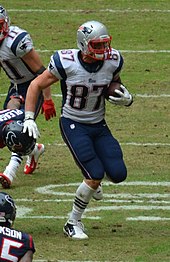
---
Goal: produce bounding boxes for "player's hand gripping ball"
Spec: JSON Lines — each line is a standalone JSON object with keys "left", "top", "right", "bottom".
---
{"left": 105, "top": 82, "right": 133, "bottom": 106}
{"left": 104, "top": 82, "right": 124, "bottom": 100}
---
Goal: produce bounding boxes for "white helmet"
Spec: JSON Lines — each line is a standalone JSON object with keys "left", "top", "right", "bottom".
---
{"left": 77, "top": 20, "right": 112, "bottom": 60}
{"left": 0, "top": 6, "right": 10, "bottom": 41}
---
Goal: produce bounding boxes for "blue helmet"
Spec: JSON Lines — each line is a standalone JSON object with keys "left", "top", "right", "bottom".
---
{"left": 2, "top": 120, "right": 36, "bottom": 155}
{"left": 0, "top": 192, "right": 16, "bottom": 227}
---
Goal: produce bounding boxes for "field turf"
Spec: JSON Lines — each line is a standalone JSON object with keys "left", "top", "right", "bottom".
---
{"left": 0, "top": 1, "right": 170, "bottom": 261}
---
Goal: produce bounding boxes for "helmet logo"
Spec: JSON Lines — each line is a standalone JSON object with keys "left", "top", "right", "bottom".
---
{"left": 80, "top": 26, "right": 92, "bottom": 36}
{"left": 5, "top": 131, "right": 23, "bottom": 151}
{"left": 5, "top": 195, "right": 15, "bottom": 209}
{"left": 0, "top": 6, "right": 6, "bottom": 15}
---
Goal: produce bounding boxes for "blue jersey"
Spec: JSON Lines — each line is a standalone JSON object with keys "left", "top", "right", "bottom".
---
{"left": 0, "top": 109, "right": 24, "bottom": 148}
{"left": 0, "top": 226, "right": 35, "bottom": 261}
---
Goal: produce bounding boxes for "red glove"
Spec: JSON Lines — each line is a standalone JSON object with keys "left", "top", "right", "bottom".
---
{"left": 41, "top": 99, "right": 56, "bottom": 121}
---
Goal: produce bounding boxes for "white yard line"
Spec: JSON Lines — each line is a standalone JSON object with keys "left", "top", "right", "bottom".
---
{"left": 15, "top": 181, "right": 170, "bottom": 223}
{"left": 1, "top": 93, "right": 170, "bottom": 98}
{"left": 48, "top": 142, "right": 170, "bottom": 147}
{"left": 8, "top": 9, "right": 170, "bottom": 13}
{"left": 36, "top": 49, "right": 170, "bottom": 53}
{"left": 126, "top": 216, "right": 170, "bottom": 221}
{"left": 33, "top": 261, "right": 109, "bottom": 262}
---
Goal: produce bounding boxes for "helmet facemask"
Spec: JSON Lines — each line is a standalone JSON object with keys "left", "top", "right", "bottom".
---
{"left": 87, "top": 36, "right": 112, "bottom": 60}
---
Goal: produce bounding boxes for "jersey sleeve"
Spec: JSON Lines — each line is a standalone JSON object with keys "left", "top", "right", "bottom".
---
{"left": 21, "top": 232, "right": 36, "bottom": 254}
{"left": 11, "top": 32, "right": 34, "bottom": 57}
{"left": 110, "top": 49, "right": 124, "bottom": 77}
{"left": 48, "top": 49, "right": 78, "bottom": 81}
{"left": 48, "top": 51, "right": 67, "bottom": 80}
{"left": 27, "top": 234, "right": 35, "bottom": 253}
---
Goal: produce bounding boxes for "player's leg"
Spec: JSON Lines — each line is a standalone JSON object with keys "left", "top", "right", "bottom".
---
{"left": 0, "top": 153, "right": 23, "bottom": 188}
{"left": 95, "top": 124, "right": 127, "bottom": 183}
{"left": 60, "top": 117, "right": 105, "bottom": 239}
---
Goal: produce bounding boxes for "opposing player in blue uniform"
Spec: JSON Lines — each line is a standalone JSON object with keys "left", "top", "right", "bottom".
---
{"left": 0, "top": 6, "right": 56, "bottom": 187}
{"left": 0, "top": 192, "right": 35, "bottom": 261}
{"left": 0, "top": 108, "right": 44, "bottom": 188}
{"left": 23, "top": 20, "right": 133, "bottom": 239}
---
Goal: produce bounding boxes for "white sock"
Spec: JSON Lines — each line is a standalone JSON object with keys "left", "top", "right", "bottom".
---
{"left": 3, "top": 153, "right": 23, "bottom": 182}
{"left": 68, "top": 180, "right": 95, "bottom": 223}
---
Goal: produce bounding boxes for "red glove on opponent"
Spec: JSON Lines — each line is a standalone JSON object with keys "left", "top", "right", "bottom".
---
{"left": 41, "top": 99, "right": 56, "bottom": 120}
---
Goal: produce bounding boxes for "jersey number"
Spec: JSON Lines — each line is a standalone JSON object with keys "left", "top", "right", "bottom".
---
{"left": 69, "top": 85, "right": 107, "bottom": 111}
{"left": 0, "top": 238, "right": 23, "bottom": 261}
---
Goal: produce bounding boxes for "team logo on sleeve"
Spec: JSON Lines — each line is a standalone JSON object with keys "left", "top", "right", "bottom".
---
{"left": 49, "top": 62, "right": 54, "bottom": 70}
{"left": 19, "top": 38, "right": 28, "bottom": 50}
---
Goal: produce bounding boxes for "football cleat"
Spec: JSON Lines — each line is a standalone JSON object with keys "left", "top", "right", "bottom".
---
{"left": 63, "top": 220, "right": 88, "bottom": 240}
{"left": 24, "top": 143, "right": 44, "bottom": 174}
{"left": 0, "top": 173, "right": 11, "bottom": 189}
{"left": 93, "top": 184, "right": 103, "bottom": 200}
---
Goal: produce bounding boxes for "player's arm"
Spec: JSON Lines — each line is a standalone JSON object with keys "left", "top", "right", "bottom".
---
{"left": 22, "top": 49, "right": 52, "bottom": 100}
{"left": 22, "top": 48, "right": 44, "bottom": 73}
{"left": 22, "top": 49, "right": 56, "bottom": 120}
{"left": 25, "top": 69, "right": 58, "bottom": 113}
{"left": 19, "top": 250, "right": 33, "bottom": 262}
{"left": 23, "top": 70, "right": 58, "bottom": 138}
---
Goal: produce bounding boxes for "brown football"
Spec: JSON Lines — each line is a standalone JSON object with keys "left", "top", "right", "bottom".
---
{"left": 105, "top": 82, "right": 124, "bottom": 100}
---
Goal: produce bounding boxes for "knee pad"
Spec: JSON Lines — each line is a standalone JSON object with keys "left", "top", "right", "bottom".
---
{"left": 106, "top": 160, "right": 127, "bottom": 183}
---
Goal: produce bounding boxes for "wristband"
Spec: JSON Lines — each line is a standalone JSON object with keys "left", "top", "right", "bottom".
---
{"left": 24, "top": 111, "right": 35, "bottom": 120}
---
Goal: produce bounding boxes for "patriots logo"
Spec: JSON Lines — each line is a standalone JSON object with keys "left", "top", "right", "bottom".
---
{"left": 5, "top": 131, "right": 22, "bottom": 151}
{"left": 89, "top": 78, "right": 96, "bottom": 83}
{"left": 19, "top": 39, "right": 28, "bottom": 50}
{"left": 49, "top": 62, "right": 54, "bottom": 70}
{"left": 79, "top": 26, "right": 92, "bottom": 36}
{"left": 0, "top": 6, "right": 6, "bottom": 15}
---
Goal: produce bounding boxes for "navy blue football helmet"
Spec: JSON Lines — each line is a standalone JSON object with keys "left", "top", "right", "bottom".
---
{"left": 0, "top": 192, "right": 16, "bottom": 227}
{"left": 2, "top": 120, "right": 36, "bottom": 155}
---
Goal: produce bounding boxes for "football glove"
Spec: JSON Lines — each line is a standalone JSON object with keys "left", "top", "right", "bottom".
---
{"left": 108, "top": 85, "right": 133, "bottom": 106}
{"left": 23, "top": 111, "right": 40, "bottom": 139}
{"left": 41, "top": 99, "right": 56, "bottom": 121}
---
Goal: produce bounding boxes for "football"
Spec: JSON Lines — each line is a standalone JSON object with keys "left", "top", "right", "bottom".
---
{"left": 104, "top": 82, "right": 124, "bottom": 100}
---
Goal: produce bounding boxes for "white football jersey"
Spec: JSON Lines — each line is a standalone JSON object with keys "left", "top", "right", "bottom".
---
{"left": 48, "top": 48, "right": 123, "bottom": 124}
{"left": 0, "top": 25, "right": 35, "bottom": 84}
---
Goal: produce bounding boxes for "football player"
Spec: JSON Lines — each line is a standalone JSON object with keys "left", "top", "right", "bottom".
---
{"left": 0, "top": 5, "right": 56, "bottom": 186}
{"left": 0, "top": 192, "right": 35, "bottom": 261}
{"left": 0, "top": 107, "right": 44, "bottom": 188}
{"left": 23, "top": 20, "right": 133, "bottom": 239}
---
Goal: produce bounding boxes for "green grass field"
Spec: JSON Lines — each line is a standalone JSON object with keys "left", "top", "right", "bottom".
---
{"left": 0, "top": 1, "right": 170, "bottom": 261}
